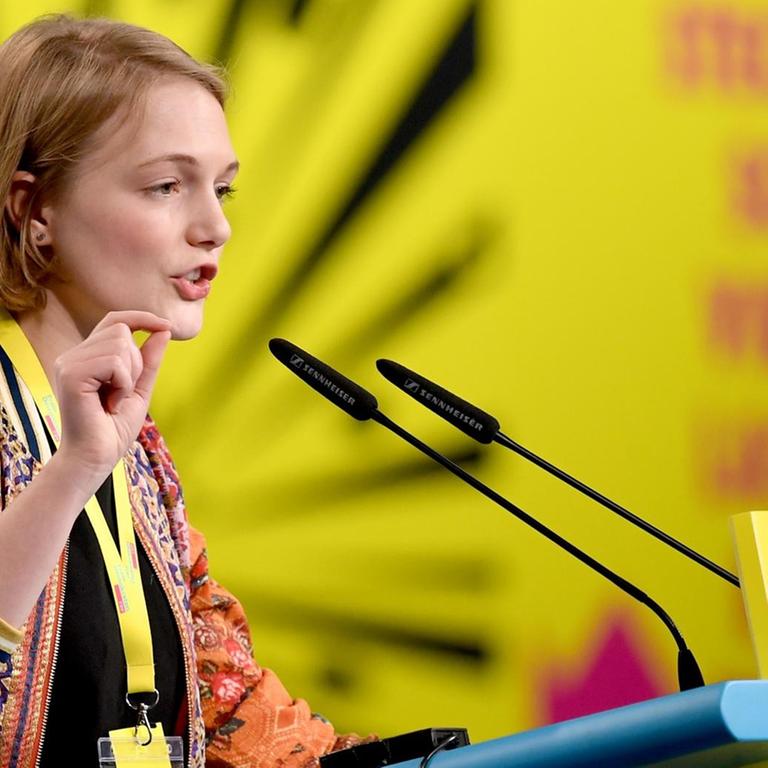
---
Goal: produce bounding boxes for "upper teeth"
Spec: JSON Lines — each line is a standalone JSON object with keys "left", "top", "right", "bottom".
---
{"left": 184, "top": 268, "right": 201, "bottom": 281}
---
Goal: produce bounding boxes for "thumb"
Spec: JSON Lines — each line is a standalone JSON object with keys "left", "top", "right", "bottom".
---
{"left": 134, "top": 330, "right": 171, "bottom": 401}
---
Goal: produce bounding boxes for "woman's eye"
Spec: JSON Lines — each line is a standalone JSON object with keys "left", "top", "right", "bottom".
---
{"left": 149, "top": 180, "right": 180, "bottom": 197}
{"left": 216, "top": 184, "right": 237, "bottom": 203}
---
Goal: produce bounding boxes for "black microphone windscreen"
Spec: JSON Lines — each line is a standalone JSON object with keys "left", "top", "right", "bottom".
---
{"left": 677, "top": 648, "right": 705, "bottom": 691}
{"left": 269, "top": 338, "right": 378, "bottom": 421}
{"left": 376, "top": 359, "right": 500, "bottom": 443}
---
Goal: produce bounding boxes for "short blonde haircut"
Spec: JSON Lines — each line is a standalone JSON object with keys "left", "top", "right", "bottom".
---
{"left": 0, "top": 15, "right": 228, "bottom": 312}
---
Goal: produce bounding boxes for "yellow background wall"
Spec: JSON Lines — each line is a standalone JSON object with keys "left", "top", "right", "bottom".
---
{"left": 3, "top": 0, "right": 766, "bottom": 743}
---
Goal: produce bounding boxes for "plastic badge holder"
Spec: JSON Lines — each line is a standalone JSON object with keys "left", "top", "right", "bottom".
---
{"left": 97, "top": 734, "right": 184, "bottom": 768}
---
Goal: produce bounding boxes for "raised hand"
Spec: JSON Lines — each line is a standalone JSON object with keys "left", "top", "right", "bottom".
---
{"left": 52, "top": 310, "right": 171, "bottom": 481}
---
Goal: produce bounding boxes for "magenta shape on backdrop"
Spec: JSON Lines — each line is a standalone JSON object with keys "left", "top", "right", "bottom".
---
{"left": 540, "top": 612, "right": 666, "bottom": 725}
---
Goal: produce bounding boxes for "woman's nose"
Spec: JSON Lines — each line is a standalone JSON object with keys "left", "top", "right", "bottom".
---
{"left": 186, "top": 191, "right": 232, "bottom": 249}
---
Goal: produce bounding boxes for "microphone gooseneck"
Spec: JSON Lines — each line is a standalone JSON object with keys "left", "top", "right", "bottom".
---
{"left": 371, "top": 409, "right": 703, "bottom": 691}
{"left": 271, "top": 340, "right": 705, "bottom": 692}
{"left": 376, "top": 358, "right": 739, "bottom": 589}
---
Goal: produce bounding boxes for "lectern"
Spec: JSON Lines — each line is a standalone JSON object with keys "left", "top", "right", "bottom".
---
{"left": 390, "top": 680, "right": 768, "bottom": 767}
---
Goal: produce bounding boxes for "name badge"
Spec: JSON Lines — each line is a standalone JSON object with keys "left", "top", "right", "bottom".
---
{"left": 97, "top": 727, "right": 184, "bottom": 767}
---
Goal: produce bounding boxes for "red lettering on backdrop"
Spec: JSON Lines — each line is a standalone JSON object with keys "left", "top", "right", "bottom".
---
{"left": 699, "top": 283, "right": 768, "bottom": 502}
{"left": 733, "top": 150, "right": 768, "bottom": 228}
{"left": 695, "top": 419, "right": 768, "bottom": 501}
{"left": 666, "top": 6, "right": 768, "bottom": 92}
{"left": 708, "top": 281, "right": 768, "bottom": 360}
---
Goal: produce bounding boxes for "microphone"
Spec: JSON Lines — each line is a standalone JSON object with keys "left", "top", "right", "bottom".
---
{"left": 269, "top": 339, "right": 705, "bottom": 692}
{"left": 269, "top": 338, "right": 378, "bottom": 420}
{"left": 376, "top": 359, "right": 739, "bottom": 589}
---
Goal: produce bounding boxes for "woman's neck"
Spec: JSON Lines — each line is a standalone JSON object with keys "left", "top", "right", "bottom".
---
{"left": 14, "top": 293, "right": 89, "bottom": 387}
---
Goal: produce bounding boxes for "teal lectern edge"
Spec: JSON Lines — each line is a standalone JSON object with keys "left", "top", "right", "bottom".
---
{"left": 389, "top": 680, "right": 768, "bottom": 768}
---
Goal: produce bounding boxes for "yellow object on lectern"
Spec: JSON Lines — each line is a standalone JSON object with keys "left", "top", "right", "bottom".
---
{"left": 731, "top": 512, "right": 768, "bottom": 678}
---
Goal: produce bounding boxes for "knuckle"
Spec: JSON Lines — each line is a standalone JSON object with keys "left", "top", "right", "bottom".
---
{"left": 99, "top": 311, "right": 118, "bottom": 327}
{"left": 108, "top": 323, "right": 130, "bottom": 342}
{"left": 53, "top": 356, "right": 70, "bottom": 380}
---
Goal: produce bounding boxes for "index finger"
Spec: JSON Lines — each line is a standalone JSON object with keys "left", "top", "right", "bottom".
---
{"left": 92, "top": 311, "right": 172, "bottom": 334}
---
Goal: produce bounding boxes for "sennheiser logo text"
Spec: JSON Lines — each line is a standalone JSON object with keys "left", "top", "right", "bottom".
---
{"left": 302, "top": 363, "right": 356, "bottom": 405}
{"left": 419, "top": 389, "right": 483, "bottom": 432}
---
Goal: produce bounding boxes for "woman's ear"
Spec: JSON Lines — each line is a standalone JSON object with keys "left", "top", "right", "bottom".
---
{"left": 5, "top": 171, "right": 50, "bottom": 245}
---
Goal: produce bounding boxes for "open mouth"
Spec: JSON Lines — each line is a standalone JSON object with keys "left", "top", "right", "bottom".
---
{"left": 176, "top": 264, "right": 218, "bottom": 284}
{"left": 171, "top": 264, "right": 217, "bottom": 300}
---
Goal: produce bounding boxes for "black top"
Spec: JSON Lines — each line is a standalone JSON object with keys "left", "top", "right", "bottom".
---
{"left": 39, "top": 474, "right": 188, "bottom": 766}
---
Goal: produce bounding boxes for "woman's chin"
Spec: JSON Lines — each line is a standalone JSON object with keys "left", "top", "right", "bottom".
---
{"left": 169, "top": 311, "right": 205, "bottom": 341}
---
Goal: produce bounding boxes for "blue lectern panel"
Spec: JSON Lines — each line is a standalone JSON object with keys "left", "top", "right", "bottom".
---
{"left": 390, "top": 681, "right": 768, "bottom": 768}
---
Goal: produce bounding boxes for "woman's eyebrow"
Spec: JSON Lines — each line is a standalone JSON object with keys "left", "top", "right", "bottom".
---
{"left": 138, "top": 153, "right": 239, "bottom": 173}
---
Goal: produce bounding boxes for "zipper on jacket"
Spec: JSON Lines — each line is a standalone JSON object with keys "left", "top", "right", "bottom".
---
{"left": 33, "top": 540, "right": 69, "bottom": 768}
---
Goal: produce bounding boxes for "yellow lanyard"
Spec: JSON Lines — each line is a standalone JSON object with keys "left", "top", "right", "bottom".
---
{"left": 0, "top": 310, "right": 156, "bottom": 697}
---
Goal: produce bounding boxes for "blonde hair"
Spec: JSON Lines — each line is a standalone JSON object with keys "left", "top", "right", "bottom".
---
{"left": 0, "top": 14, "right": 228, "bottom": 311}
